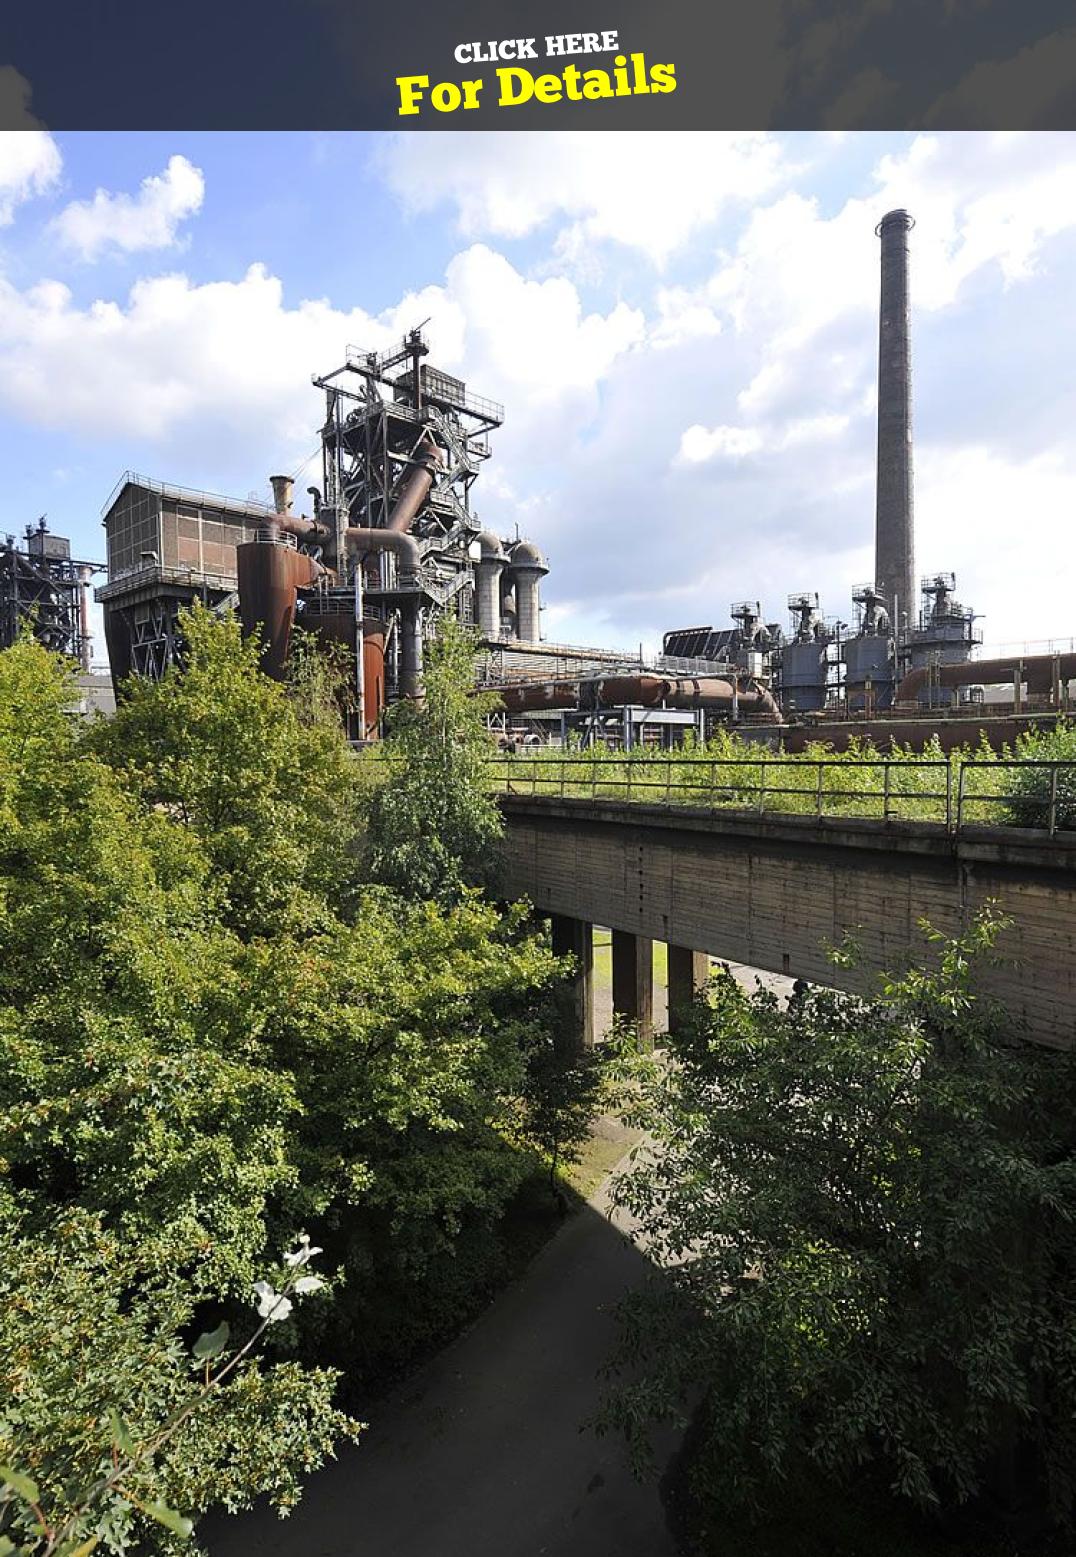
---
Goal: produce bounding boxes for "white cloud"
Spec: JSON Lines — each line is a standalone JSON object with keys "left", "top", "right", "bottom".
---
{"left": 50, "top": 155, "right": 205, "bottom": 260}
{"left": 679, "top": 424, "right": 765, "bottom": 463}
{"left": 0, "top": 128, "right": 61, "bottom": 224}
{"left": 916, "top": 443, "right": 1076, "bottom": 647}
{"left": 0, "top": 245, "right": 642, "bottom": 494}
{"left": 376, "top": 132, "right": 790, "bottom": 266}
{"left": 677, "top": 412, "right": 849, "bottom": 464}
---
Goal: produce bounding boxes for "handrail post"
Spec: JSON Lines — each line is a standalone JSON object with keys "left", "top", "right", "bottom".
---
{"left": 816, "top": 761, "right": 824, "bottom": 819}
{"left": 955, "top": 762, "right": 964, "bottom": 836}
{"left": 883, "top": 760, "right": 891, "bottom": 823}
{"left": 758, "top": 758, "right": 766, "bottom": 815}
{"left": 1049, "top": 764, "right": 1059, "bottom": 837}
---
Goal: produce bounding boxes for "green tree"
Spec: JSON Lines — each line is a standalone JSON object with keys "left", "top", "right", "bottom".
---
{"left": 0, "top": 638, "right": 358, "bottom": 1553}
{"left": 88, "top": 606, "right": 360, "bottom": 937}
{"left": 1001, "top": 720, "right": 1076, "bottom": 831}
{"left": 603, "top": 911, "right": 1076, "bottom": 1543}
{"left": 361, "top": 616, "right": 502, "bottom": 903}
{"left": 0, "top": 1214, "right": 357, "bottom": 1557}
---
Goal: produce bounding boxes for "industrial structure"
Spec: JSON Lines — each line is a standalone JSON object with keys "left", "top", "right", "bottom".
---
{"left": 1, "top": 517, "right": 100, "bottom": 669}
{"left": 654, "top": 207, "right": 1074, "bottom": 751}
{"left": 97, "top": 331, "right": 551, "bottom": 735}
{"left": 83, "top": 210, "right": 1073, "bottom": 751}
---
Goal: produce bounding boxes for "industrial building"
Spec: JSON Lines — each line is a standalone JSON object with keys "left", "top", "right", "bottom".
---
{"left": 656, "top": 208, "right": 1074, "bottom": 751}
{"left": 68, "top": 208, "right": 1072, "bottom": 752}
{"left": 96, "top": 331, "right": 553, "bottom": 736}
{"left": 1, "top": 517, "right": 98, "bottom": 668}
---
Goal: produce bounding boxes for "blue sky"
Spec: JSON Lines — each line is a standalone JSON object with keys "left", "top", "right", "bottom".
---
{"left": 1, "top": 130, "right": 1075, "bottom": 665}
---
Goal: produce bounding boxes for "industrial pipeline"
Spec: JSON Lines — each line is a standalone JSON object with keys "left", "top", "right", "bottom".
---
{"left": 894, "top": 652, "right": 1076, "bottom": 707}
{"left": 485, "top": 672, "right": 781, "bottom": 721}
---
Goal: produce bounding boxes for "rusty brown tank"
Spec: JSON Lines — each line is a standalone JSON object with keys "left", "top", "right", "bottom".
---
{"left": 298, "top": 604, "right": 388, "bottom": 736}
{"left": 236, "top": 538, "right": 324, "bottom": 679}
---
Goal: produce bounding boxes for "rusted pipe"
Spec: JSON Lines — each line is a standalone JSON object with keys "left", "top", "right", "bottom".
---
{"left": 343, "top": 528, "right": 423, "bottom": 697}
{"left": 597, "top": 674, "right": 781, "bottom": 720}
{"left": 344, "top": 527, "right": 421, "bottom": 587}
{"left": 491, "top": 680, "right": 579, "bottom": 714}
{"left": 387, "top": 433, "right": 443, "bottom": 533}
{"left": 482, "top": 673, "right": 781, "bottom": 721}
{"left": 895, "top": 653, "right": 1076, "bottom": 705}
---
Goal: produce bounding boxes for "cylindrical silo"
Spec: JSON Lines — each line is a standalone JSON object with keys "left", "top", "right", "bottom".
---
{"left": 509, "top": 539, "right": 547, "bottom": 644}
{"left": 874, "top": 209, "right": 915, "bottom": 634}
{"left": 474, "top": 531, "right": 506, "bottom": 638}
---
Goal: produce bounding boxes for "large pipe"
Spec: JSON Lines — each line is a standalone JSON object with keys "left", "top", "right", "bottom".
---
{"left": 78, "top": 564, "right": 92, "bottom": 672}
{"left": 387, "top": 433, "right": 444, "bottom": 533}
{"left": 486, "top": 673, "right": 781, "bottom": 721}
{"left": 344, "top": 527, "right": 420, "bottom": 586}
{"left": 875, "top": 209, "right": 916, "bottom": 634}
{"left": 895, "top": 652, "right": 1076, "bottom": 706}
{"left": 493, "top": 680, "right": 579, "bottom": 715}
{"left": 344, "top": 527, "right": 423, "bottom": 696}
{"left": 474, "top": 531, "right": 506, "bottom": 638}
{"left": 598, "top": 674, "right": 782, "bottom": 720}
{"left": 270, "top": 474, "right": 294, "bottom": 515}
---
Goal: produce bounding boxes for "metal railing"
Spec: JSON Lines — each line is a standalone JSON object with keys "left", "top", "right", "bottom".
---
{"left": 480, "top": 755, "right": 1076, "bottom": 838}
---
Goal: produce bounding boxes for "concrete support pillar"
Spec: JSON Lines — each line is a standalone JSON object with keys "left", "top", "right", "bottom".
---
{"left": 550, "top": 914, "right": 594, "bottom": 1050}
{"left": 612, "top": 929, "right": 653, "bottom": 1044}
{"left": 667, "top": 944, "right": 709, "bottom": 1033}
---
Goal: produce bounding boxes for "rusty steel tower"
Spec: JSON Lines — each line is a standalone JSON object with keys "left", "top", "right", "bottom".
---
{"left": 874, "top": 208, "right": 916, "bottom": 636}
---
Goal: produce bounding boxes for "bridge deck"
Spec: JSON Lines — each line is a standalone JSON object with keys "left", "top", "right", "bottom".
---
{"left": 497, "top": 795, "right": 1076, "bottom": 1048}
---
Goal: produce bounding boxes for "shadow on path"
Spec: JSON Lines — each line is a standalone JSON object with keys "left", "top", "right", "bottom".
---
{"left": 203, "top": 1172, "right": 678, "bottom": 1557}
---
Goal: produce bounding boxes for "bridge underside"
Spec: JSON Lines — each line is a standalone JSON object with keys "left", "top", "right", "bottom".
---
{"left": 497, "top": 797, "right": 1076, "bottom": 1049}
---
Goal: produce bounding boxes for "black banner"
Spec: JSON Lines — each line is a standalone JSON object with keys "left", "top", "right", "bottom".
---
{"left": 3, "top": 0, "right": 1076, "bottom": 129}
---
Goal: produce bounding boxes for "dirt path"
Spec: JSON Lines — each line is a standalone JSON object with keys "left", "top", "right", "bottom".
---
{"left": 206, "top": 954, "right": 792, "bottom": 1557}
{"left": 203, "top": 1159, "right": 679, "bottom": 1557}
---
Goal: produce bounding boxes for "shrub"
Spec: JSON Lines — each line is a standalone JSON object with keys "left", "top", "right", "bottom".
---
{"left": 603, "top": 909, "right": 1076, "bottom": 1544}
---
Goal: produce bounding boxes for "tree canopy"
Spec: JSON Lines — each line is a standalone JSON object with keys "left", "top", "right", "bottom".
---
{"left": 603, "top": 912, "right": 1076, "bottom": 1546}
{"left": 0, "top": 618, "right": 570, "bottom": 1553}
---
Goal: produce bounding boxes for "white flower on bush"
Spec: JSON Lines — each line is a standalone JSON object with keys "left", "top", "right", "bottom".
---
{"left": 250, "top": 1237, "right": 326, "bottom": 1322}
{"left": 252, "top": 1280, "right": 293, "bottom": 1323}
{"left": 284, "top": 1233, "right": 323, "bottom": 1268}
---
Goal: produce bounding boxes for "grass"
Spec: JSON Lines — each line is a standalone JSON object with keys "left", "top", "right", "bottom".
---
{"left": 560, "top": 1110, "right": 643, "bottom": 1201}
{"left": 488, "top": 725, "right": 1076, "bottom": 832}
{"left": 592, "top": 928, "right": 668, "bottom": 994}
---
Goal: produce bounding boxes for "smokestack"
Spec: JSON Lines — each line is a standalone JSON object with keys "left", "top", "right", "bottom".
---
{"left": 78, "top": 565, "right": 92, "bottom": 672}
{"left": 874, "top": 209, "right": 915, "bottom": 635}
{"left": 270, "top": 474, "right": 294, "bottom": 515}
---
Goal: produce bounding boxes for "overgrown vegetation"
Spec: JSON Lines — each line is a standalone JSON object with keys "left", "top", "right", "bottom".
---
{"left": 0, "top": 613, "right": 601, "bottom": 1553}
{"left": 602, "top": 911, "right": 1076, "bottom": 1554}
{"left": 491, "top": 723, "right": 1076, "bottom": 829}
{"left": 360, "top": 617, "right": 504, "bottom": 903}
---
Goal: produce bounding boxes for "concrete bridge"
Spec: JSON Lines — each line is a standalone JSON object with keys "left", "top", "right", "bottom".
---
{"left": 496, "top": 795, "right": 1076, "bottom": 1049}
